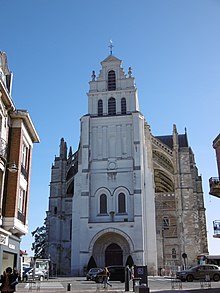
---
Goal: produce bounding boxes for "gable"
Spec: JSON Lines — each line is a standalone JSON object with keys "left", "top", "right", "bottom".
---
{"left": 101, "top": 54, "right": 122, "bottom": 64}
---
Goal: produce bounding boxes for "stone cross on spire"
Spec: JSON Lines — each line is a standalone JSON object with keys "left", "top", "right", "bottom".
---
{"left": 108, "top": 40, "right": 114, "bottom": 55}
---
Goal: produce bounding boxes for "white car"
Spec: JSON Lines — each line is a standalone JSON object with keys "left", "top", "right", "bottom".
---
{"left": 23, "top": 267, "right": 46, "bottom": 281}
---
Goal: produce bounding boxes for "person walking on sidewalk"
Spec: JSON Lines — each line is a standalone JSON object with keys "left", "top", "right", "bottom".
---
{"left": 0, "top": 267, "right": 18, "bottom": 293}
{"left": 102, "top": 267, "right": 112, "bottom": 288}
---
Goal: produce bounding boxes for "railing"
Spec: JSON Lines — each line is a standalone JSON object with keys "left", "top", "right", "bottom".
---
{"left": 0, "top": 138, "right": 7, "bottom": 161}
{"left": 17, "top": 211, "right": 25, "bottom": 223}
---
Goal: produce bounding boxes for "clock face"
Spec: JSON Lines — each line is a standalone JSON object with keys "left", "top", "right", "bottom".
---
{"left": 108, "top": 162, "right": 116, "bottom": 170}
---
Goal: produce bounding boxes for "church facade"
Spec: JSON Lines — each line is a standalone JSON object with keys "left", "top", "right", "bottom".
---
{"left": 46, "top": 54, "right": 208, "bottom": 276}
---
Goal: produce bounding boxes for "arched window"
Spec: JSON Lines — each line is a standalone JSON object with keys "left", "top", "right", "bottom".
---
{"left": 118, "top": 193, "right": 126, "bottom": 213}
{"left": 54, "top": 207, "right": 57, "bottom": 215}
{"left": 108, "top": 97, "right": 116, "bottom": 115}
{"left": 172, "top": 248, "right": 177, "bottom": 259}
{"left": 100, "top": 194, "right": 107, "bottom": 214}
{"left": 121, "top": 98, "right": 126, "bottom": 114}
{"left": 108, "top": 70, "right": 116, "bottom": 91}
{"left": 98, "top": 99, "right": 103, "bottom": 116}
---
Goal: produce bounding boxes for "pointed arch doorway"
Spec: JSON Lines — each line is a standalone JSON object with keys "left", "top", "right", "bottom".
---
{"left": 105, "top": 243, "right": 123, "bottom": 266}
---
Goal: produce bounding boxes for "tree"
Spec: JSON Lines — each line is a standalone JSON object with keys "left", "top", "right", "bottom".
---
{"left": 87, "top": 256, "right": 97, "bottom": 271}
{"left": 125, "top": 255, "right": 134, "bottom": 267}
{"left": 31, "top": 225, "right": 47, "bottom": 258}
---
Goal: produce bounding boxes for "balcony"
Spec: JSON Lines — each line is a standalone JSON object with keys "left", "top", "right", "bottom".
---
{"left": 0, "top": 138, "right": 7, "bottom": 161}
{"left": 209, "top": 177, "right": 220, "bottom": 198}
{"left": 3, "top": 216, "right": 28, "bottom": 236}
{"left": 213, "top": 220, "right": 220, "bottom": 238}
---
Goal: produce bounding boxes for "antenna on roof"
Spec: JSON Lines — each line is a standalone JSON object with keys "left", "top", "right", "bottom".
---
{"left": 108, "top": 40, "right": 114, "bottom": 55}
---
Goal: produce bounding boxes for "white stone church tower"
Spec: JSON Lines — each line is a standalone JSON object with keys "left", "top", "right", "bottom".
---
{"left": 46, "top": 53, "right": 208, "bottom": 276}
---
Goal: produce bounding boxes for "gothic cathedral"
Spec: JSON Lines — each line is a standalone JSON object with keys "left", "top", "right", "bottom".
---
{"left": 46, "top": 54, "right": 208, "bottom": 276}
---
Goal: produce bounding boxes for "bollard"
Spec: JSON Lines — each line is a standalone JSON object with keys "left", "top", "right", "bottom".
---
{"left": 67, "top": 283, "right": 72, "bottom": 291}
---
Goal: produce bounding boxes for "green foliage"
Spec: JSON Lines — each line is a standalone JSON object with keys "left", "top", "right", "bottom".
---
{"left": 31, "top": 225, "right": 47, "bottom": 258}
{"left": 87, "top": 256, "right": 97, "bottom": 271}
{"left": 126, "top": 255, "right": 134, "bottom": 267}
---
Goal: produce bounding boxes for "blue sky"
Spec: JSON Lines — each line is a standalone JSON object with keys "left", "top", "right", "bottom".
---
{"left": 1, "top": 0, "right": 220, "bottom": 256}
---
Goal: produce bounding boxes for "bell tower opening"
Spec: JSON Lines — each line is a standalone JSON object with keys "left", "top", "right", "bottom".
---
{"left": 108, "top": 70, "right": 116, "bottom": 91}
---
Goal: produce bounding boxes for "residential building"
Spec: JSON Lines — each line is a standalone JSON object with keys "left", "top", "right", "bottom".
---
{"left": 46, "top": 53, "right": 208, "bottom": 276}
{"left": 209, "top": 134, "right": 220, "bottom": 238}
{"left": 0, "top": 52, "right": 39, "bottom": 273}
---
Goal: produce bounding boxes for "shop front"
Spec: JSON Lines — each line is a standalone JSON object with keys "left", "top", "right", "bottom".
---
{"left": 0, "top": 230, "right": 20, "bottom": 274}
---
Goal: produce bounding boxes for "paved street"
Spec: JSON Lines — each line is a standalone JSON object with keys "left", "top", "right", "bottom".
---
{"left": 15, "top": 276, "right": 220, "bottom": 293}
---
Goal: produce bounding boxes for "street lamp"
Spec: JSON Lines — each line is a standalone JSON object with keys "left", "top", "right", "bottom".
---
{"left": 7, "top": 161, "right": 18, "bottom": 173}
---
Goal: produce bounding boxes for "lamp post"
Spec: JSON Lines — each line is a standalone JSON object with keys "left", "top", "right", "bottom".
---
{"left": 7, "top": 161, "right": 18, "bottom": 173}
{"left": 0, "top": 161, "right": 18, "bottom": 222}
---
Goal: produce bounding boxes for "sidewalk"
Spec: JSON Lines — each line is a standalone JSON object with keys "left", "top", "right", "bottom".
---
{"left": 14, "top": 276, "right": 220, "bottom": 293}
{"left": 15, "top": 289, "right": 220, "bottom": 293}
{"left": 151, "top": 287, "right": 220, "bottom": 292}
{"left": 15, "top": 286, "right": 220, "bottom": 293}
{"left": 15, "top": 281, "right": 124, "bottom": 293}
{"left": 16, "top": 287, "right": 123, "bottom": 293}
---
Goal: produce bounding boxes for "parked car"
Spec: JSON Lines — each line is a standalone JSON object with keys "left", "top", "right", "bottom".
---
{"left": 93, "top": 265, "right": 126, "bottom": 283}
{"left": 86, "top": 268, "right": 103, "bottom": 281}
{"left": 23, "top": 267, "right": 46, "bottom": 281}
{"left": 176, "top": 264, "right": 220, "bottom": 282}
{"left": 22, "top": 263, "right": 30, "bottom": 270}
{"left": 107, "top": 266, "right": 125, "bottom": 282}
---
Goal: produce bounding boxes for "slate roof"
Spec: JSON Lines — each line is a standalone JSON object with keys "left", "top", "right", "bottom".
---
{"left": 155, "top": 134, "right": 188, "bottom": 149}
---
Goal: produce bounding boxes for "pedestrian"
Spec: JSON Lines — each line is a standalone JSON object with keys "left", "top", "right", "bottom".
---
{"left": 102, "top": 267, "right": 112, "bottom": 288}
{"left": 131, "top": 266, "right": 134, "bottom": 280}
{"left": 0, "top": 267, "right": 18, "bottom": 293}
